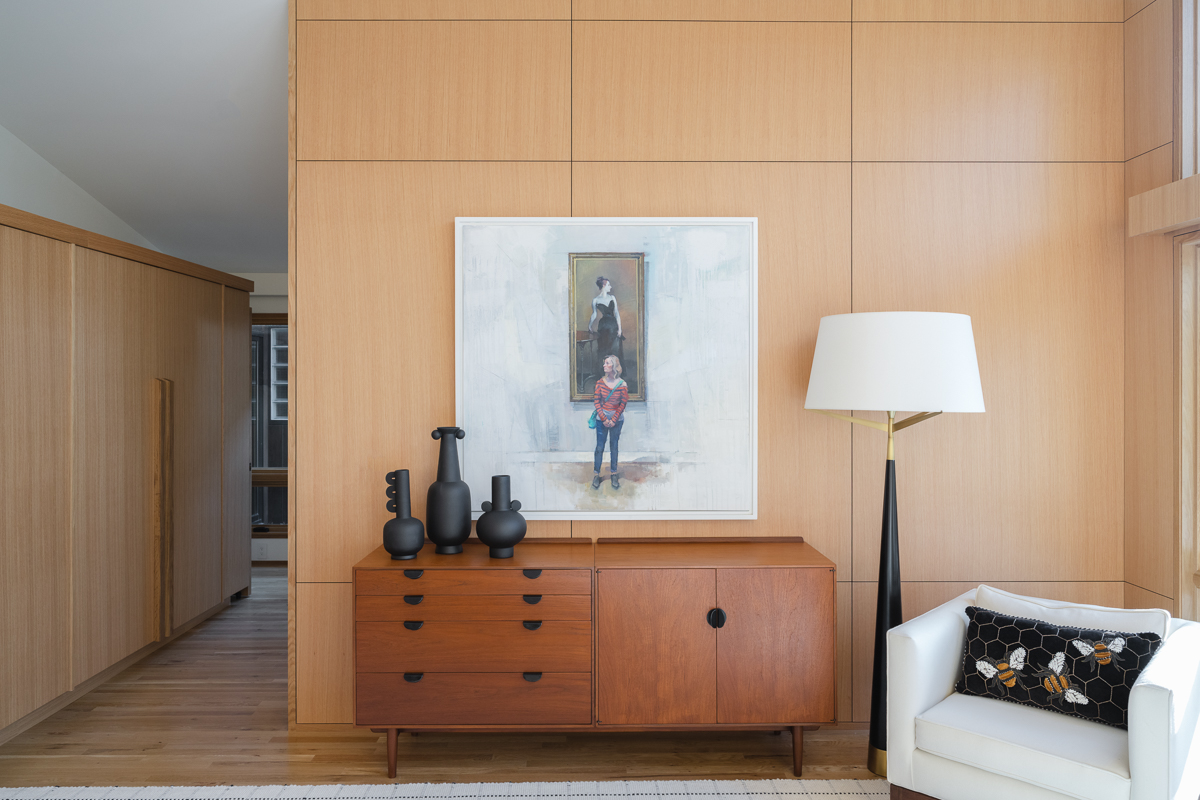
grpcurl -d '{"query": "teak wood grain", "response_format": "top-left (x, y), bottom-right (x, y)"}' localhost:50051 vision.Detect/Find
top-left (1125, 0), bottom-right (1173, 160)
top-left (357, 569), bottom-right (591, 596)
top-left (0, 226), bottom-right (72, 729)
top-left (356, 620), bottom-right (592, 673)
top-left (297, 21), bottom-right (570, 160)
top-left (222, 288), bottom-right (252, 598)
top-left (595, 540), bottom-right (832, 570)
top-left (716, 569), bottom-right (837, 724)
top-left (356, 594), bottom-right (591, 622)
top-left (355, 540), bottom-right (592, 571)
top-left (853, 23), bottom-right (1122, 162)
top-left (572, 21), bottom-right (850, 161)
top-left (1125, 146), bottom-right (1178, 601)
top-left (294, 162), bottom-right (571, 584)
top-left (596, 569), bottom-right (717, 725)
top-left (853, 0), bottom-right (1122, 21)
top-left (299, 0), bottom-right (569, 18)
top-left (572, 0), bottom-right (850, 21)
top-left (356, 673), bottom-right (592, 726)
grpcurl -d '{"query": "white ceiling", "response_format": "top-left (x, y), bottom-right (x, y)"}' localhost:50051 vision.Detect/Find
top-left (0, 0), bottom-right (288, 273)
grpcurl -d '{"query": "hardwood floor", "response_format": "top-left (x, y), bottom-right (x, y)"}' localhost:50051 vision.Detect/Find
top-left (0, 567), bottom-right (872, 786)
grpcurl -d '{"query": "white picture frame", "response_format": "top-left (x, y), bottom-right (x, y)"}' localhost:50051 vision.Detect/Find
top-left (455, 217), bottom-right (758, 520)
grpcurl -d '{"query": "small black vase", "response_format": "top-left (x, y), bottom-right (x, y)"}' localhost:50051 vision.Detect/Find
top-left (383, 469), bottom-right (424, 560)
top-left (426, 427), bottom-right (472, 555)
top-left (475, 475), bottom-right (527, 559)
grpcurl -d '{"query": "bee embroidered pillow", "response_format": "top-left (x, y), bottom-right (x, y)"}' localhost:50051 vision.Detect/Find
top-left (954, 606), bottom-right (1164, 729)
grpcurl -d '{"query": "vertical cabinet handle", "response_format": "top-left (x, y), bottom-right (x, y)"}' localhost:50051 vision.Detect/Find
top-left (706, 608), bottom-right (727, 629)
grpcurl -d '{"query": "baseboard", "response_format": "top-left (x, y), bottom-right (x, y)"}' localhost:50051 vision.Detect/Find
top-left (0, 597), bottom-right (230, 746)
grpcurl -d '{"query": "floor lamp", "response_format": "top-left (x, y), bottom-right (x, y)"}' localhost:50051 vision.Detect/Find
top-left (804, 312), bottom-right (985, 778)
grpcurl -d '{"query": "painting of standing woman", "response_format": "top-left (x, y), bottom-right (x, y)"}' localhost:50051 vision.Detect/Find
top-left (569, 253), bottom-right (645, 402)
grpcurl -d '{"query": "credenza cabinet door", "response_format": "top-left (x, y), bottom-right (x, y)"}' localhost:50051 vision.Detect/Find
top-left (716, 568), bottom-right (837, 724)
top-left (596, 568), bottom-right (716, 725)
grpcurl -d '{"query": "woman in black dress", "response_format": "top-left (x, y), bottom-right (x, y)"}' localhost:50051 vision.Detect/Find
top-left (588, 276), bottom-right (624, 379)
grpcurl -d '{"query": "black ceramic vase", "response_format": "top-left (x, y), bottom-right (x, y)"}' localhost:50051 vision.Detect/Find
top-left (382, 469), bottom-right (424, 560)
top-left (426, 427), bottom-right (471, 555)
top-left (475, 475), bottom-right (527, 559)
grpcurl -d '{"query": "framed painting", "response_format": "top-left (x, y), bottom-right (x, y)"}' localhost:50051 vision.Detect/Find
top-left (568, 253), bottom-right (646, 402)
top-left (455, 217), bottom-right (757, 520)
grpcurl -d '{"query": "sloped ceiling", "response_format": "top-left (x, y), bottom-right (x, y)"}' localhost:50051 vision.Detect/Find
top-left (0, 0), bottom-right (288, 273)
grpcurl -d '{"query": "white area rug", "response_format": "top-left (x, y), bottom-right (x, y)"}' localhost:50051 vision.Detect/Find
top-left (0, 782), bottom-right (889, 799)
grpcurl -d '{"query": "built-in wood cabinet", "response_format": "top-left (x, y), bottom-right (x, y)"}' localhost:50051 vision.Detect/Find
top-left (353, 537), bottom-right (836, 778)
top-left (0, 204), bottom-right (254, 742)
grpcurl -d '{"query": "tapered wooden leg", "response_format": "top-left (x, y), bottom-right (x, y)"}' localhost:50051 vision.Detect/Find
top-left (791, 726), bottom-right (803, 777)
top-left (387, 728), bottom-right (397, 779)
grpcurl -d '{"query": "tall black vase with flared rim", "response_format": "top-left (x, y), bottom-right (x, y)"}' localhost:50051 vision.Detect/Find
top-left (383, 469), bottom-right (424, 560)
top-left (426, 427), bottom-right (471, 555)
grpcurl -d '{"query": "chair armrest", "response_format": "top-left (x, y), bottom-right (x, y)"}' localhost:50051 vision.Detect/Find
top-left (1130, 621), bottom-right (1200, 800)
top-left (886, 591), bottom-right (973, 789)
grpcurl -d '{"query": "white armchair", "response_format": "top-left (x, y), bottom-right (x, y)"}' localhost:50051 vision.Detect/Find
top-left (886, 587), bottom-right (1200, 800)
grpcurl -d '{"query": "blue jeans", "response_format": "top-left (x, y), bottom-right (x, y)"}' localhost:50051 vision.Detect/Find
top-left (594, 418), bottom-right (623, 473)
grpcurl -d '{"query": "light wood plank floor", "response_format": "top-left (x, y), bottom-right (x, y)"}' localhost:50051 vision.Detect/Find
top-left (0, 568), bottom-right (873, 786)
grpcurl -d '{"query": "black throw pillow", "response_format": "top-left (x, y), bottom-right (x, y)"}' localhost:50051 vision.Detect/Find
top-left (955, 606), bottom-right (1164, 729)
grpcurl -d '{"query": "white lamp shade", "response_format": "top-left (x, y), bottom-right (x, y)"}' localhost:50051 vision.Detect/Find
top-left (804, 312), bottom-right (985, 413)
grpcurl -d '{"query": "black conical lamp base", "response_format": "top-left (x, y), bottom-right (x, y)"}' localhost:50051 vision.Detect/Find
top-left (868, 457), bottom-right (902, 777)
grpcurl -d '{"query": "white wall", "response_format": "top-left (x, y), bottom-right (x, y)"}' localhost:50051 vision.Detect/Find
top-left (0, 120), bottom-right (156, 250)
top-left (233, 271), bottom-right (287, 314)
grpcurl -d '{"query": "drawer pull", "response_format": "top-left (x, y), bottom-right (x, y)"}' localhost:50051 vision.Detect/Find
top-left (404, 595), bottom-right (424, 605)
top-left (404, 621), bottom-right (424, 630)
top-left (522, 569), bottom-right (542, 579)
top-left (706, 608), bottom-right (727, 629)
top-left (403, 673), bottom-right (423, 682)
top-left (523, 672), bottom-right (542, 682)
top-left (522, 620), bottom-right (543, 630)
top-left (522, 595), bottom-right (542, 605)
top-left (403, 570), bottom-right (423, 579)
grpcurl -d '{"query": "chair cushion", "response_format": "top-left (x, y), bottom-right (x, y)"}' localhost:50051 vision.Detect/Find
top-left (976, 584), bottom-right (1170, 638)
top-left (916, 693), bottom-right (1130, 800)
top-left (955, 606), bottom-right (1163, 728)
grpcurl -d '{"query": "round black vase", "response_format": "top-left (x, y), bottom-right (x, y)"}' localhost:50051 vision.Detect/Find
top-left (383, 469), bottom-right (424, 560)
top-left (475, 475), bottom-right (527, 559)
top-left (426, 427), bottom-right (472, 555)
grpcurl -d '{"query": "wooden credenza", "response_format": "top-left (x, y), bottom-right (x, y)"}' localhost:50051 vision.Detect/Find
top-left (353, 537), bottom-right (836, 778)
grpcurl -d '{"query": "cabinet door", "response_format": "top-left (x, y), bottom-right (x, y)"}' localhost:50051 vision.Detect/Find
top-left (716, 568), bottom-right (836, 724)
top-left (596, 568), bottom-right (716, 724)
top-left (153, 268), bottom-right (223, 627)
top-left (73, 248), bottom-right (157, 684)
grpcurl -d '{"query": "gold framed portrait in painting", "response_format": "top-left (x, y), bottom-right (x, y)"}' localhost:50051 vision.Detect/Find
top-left (568, 253), bottom-right (646, 402)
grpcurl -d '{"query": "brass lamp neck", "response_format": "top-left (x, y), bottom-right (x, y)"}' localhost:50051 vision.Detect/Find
top-left (887, 411), bottom-right (895, 460)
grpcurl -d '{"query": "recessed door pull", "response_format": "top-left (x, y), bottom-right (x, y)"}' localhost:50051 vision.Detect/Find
top-left (404, 595), bottom-right (423, 605)
top-left (706, 608), bottom-right (727, 629)
top-left (403, 621), bottom-right (424, 630)
top-left (403, 570), bottom-right (423, 579)
top-left (523, 672), bottom-right (542, 682)
top-left (522, 620), bottom-right (543, 630)
top-left (403, 673), bottom-right (423, 682)
top-left (522, 569), bottom-right (542, 579)
top-left (522, 595), bottom-right (542, 604)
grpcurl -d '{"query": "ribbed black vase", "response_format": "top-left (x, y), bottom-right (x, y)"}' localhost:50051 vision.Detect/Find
top-left (475, 475), bottom-right (527, 559)
top-left (382, 469), bottom-right (424, 560)
top-left (426, 427), bottom-right (471, 555)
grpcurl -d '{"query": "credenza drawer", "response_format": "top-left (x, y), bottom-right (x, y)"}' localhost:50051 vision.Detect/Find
top-left (357, 569), bottom-right (591, 596)
top-left (356, 620), bottom-right (592, 672)
top-left (356, 672), bottom-right (592, 726)
top-left (356, 594), bottom-right (591, 622)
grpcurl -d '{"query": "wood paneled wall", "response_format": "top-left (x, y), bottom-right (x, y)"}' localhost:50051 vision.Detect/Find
top-left (291, 1), bottom-right (1128, 723)
top-left (1125, 0), bottom-right (1178, 610)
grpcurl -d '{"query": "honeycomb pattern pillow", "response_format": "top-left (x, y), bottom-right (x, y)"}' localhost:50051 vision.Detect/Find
top-left (955, 606), bottom-right (1164, 729)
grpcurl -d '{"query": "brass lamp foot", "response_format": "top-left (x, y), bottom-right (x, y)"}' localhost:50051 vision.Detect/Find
top-left (868, 744), bottom-right (887, 777)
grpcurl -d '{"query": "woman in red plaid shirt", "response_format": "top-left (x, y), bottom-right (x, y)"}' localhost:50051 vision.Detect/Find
top-left (592, 355), bottom-right (628, 490)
